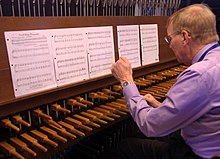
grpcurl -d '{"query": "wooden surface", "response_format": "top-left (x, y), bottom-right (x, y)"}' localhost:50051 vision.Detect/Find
top-left (0, 16), bottom-right (177, 118)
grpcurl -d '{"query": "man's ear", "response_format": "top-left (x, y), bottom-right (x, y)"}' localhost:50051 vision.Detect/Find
top-left (181, 30), bottom-right (191, 45)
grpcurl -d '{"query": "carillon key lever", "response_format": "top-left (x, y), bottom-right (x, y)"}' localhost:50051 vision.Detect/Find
top-left (33, 109), bottom-right (52, 120)
top-left (43, 118), bottom-right (63, 129)
top-left (80, 111), bottom-right (108, 124)
top-left (67, 99), bottom-right (87, 108)
top-left (58, 121), bottom-right (85, 137)
top-left (86, 109), bottom-right (114, 121)
top-left (30, 129), bottom-right (58, 148)
top-left (113, 85), bottom-right (122, 92)
top-left (51, 103), bottom-right (71, 114)
top-left (72, 114), bottom-right (100, 128)
top-left (12, 115), bottom-right (31, 127)
top-left (100, 105), bottom-right (127, 115)
top-left (48, 123), bottom-right (77, 139)
top-left (102, 88), bottom-right (121, 96)
top-left (75, 96), bottom-right (94, 106)
top-left (9, 137), bottom-right (37, 157)
top-left (65, 117), bottom-right (93, 131)
top-left (97, 91), bottom-right (115, 100)
top-left (106, 102), bottom-right (129, 112)
top-left (0, 142), bottom-right (25, 159)
top-left (20, 133), bottom-right (48, 152)
top-left (0, 119), bottom-right (20, 132)
top-left (89, 92), bottom-right (108, 100)
top-left (93, 107), bottom-right (120, 118)
top-left (40, 126), bottom-right (67, 143)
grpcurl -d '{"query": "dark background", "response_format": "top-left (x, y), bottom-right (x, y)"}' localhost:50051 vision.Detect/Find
top-left (180, 0), bottom-right (220, 37)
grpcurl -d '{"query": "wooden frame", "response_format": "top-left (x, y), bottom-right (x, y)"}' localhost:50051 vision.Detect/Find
top-left (0, 16), bottom-right (177, 118)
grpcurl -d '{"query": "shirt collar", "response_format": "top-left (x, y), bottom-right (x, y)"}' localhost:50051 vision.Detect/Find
top-left (192, 42), bottom-right (218, 64)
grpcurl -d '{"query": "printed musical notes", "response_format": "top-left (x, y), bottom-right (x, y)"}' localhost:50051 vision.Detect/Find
top-left (5, 30), bottom-right (57, 97)
top-left (117, 25), bottom-right (141, 68)
top-left (87, 27), bottom-right (115, 78)
top-left (140, 24), bottom-right (159, 66)
top-left (51, 28), bottom-right (89, 86)
top-left (4, 24), bottom-right (159, 97)
top-left (4, 26), bottom-right (115, 97)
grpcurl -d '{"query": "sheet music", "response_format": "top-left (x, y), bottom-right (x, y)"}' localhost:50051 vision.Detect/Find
top-left (4, 26), bottom-right (115, 97)
top-left (51, 28), bottom-right (89, 86)
top-left (86, 26), bottom-right (115, 78)
top-left (140, 24), bottom-right (159, 65)
top-left (4, 30), bottom-right (57, 97)
top-left (117, 25), bottom-right (141, 68)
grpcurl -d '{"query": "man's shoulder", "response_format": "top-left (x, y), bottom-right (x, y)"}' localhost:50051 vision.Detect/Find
top-left (182, 60), bottom-right (220, 82)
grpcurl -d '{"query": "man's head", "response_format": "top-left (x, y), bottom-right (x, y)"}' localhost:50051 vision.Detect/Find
top-left (165, 4), bottom-right (219, 65)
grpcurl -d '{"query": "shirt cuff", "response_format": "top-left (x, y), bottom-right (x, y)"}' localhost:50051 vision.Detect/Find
top-left (123, 83), bottom-right (140, 101)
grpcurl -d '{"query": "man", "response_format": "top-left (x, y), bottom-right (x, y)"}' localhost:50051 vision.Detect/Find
top-left (111, 4), bottom-right (220, 159)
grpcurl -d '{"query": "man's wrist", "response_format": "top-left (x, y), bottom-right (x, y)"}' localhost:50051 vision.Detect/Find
top-left (121, 80), bottom-right (134, 88)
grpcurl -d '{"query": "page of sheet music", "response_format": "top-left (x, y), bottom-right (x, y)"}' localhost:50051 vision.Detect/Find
top-left (51, 28), bottom-right (89, 86)
top-left (117, 25), bottom-right (141, 68)
top-left (4, 30), bottom-right (57, 97)
top-left (86, 26), bottom-right (115, 78)
top-left (5, 26), bottom-right (115, 97)
top-left (140, 24), bottom-right (159, 65)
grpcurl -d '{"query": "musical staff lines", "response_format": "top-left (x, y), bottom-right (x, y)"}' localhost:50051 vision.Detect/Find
top-left (51, 28), bottom-right (89, 86)
top-left (55, 45), bottom-right (85, 56)
top-left (57, 57), bottom-right (86, 68)
top-left (87, 30), bottom-right (112, 39)
top-left (12, 47), bottom-right (49, 59)
top-left (88, 41), bottom-right (112, 51)
top-left (58, 68), bottom-right (87, 82)
top-left (54, 33), bottom-right (84, 43)
top-left (55, 56), bottom-right (88, 85)
top-left (11, 34), bottom-right (47, 45)
top-left (90, 62), bottom-right (112, 74)
top-left (5, 30), bottom-right (57, 97)
top-left (14, 60), bottom-right (52, 73)
top-left (117, 25), bottom-right (141, 68)
top-left (140, 24), bottom-right (159, 65)
top-left (87, 26), bottom-right (115, 78)
top-left (4, 24), bottom-right (159, 97)
top-left (5, 26), bottom-right (115, 96)
top-left (16, 73), bottom-right (54, 89)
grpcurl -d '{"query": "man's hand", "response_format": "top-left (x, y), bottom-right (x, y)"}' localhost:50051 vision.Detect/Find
top-left (111, 57), bottom-right (133, 83)
top-left (144, 94), bottom-right (161, 108)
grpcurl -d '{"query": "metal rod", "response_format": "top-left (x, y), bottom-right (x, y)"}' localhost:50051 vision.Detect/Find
top-left (22, 0), bottom-right (26, 16)
top-left (17, 0), bottom-right (21, 16)
top-left (0, 0), bottom-right (2, 16)
top-left (33, 0), bottom-right (36, 16)
top-left (79, 0), bottom-right (82, 16)
top-left (96, 0), bottom-right (100, 16)
top-left (83, 0), bottom-right (86, 16)
top-left (60, 0), bottom-right (63, 16)
top-left (93, 0), bottom-right (95, 16)
top-left (89, 0), bottom-right (93, 16)
top-left (111, 1), bottom-right (113, 16)
top-left (43, 0), bottom-right (46, 16)
top-left (64, 0), bottom-right (67, 16)
top-left (37, 0), bottom-right (41, 16)
top-left (27, 0), bottom-right (31, 16)
top-left (56, 0), bottom-right (59, 16)
top-left (51, 0), bottom-right (55, 16)
top-left (67, 0), bottom-right (71, 16)
top-left (87, 0), bottom-right (88, 16)
top-left (11, 0), bottom-right (15, 16)
top-left (104, 0), bottom-right (107, 16)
